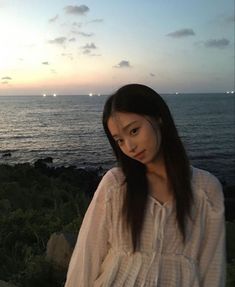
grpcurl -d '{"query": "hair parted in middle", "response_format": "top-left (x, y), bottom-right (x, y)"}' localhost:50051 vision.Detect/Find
top-left (102, 83), bottom-right (193, 252)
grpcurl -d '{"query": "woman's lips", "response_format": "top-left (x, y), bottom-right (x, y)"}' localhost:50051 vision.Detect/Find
top-left (134, 150), bottom-right (145, 159)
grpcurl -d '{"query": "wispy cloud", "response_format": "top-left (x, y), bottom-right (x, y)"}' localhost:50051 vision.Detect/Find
top-left (72, 30), bottom-right (93, 37)
top-left (82, 49), bottom-right (101, 57)
top-left (1, 76), bottom-right (12, 85)
top-left (64, 5), bottom-right (89, 15)
top-left (81, 43), bottom-right (97, 55)
top-left (2, 76), bottom-right (12, 80)
top-left (72, 22), bottom-right (82, 27)
top-left (166, 28), bottom-right (195, 38)
top-left (61, 53), bottom-right (73, 60)
top-left (68, 38), bottom-right (76, 42)
top-left (204, 38), bottom-right (230, 49)
top-left (83, 49), bottom-right (91, 54)
top-left (82, 43), bottom-right (97, 49)
top-left (48, 37), bottom-right (67, 44)
top-left (87, 19), bottom-right (103, 24)
top-left (79, 31), bottom-right (93, 37)
top-left (49, 15), bottom-right (59, 23)
top-left (114, 60), bottom-right (131, 68)
top-left (209, 14), bottom-right (235, 26)
top-left (89, 53), bottom-right (101, 57)
top-left (42, 61), bottom-right (49, 65)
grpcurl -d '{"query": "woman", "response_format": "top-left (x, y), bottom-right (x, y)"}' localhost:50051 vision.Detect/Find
top-left (65, 84), bottom-right (225, 286)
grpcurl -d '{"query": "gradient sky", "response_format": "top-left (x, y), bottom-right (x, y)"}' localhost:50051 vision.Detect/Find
top-left (0, 0), bottom-right (234, 95)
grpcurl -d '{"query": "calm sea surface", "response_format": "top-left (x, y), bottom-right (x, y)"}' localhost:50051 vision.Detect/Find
top-left (0, 93), bottom-right (234, 185)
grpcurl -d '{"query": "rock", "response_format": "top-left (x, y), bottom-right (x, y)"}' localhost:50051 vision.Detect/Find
top-left (223, 185), bottom-right (235, 222)
top-left (223, 185), bottom-right (235, 198)
top-left (2, 153), bottom-right (11, 158)
top-left (0, 281), bottom-right (17, 287)
top-left (42, 157), bottom-right (53, 163)
top-left (34, 157), bottom-right (53, 169)
top-left (225, 198), bottom-right (235, 222)
top-left (46, 232), bottom-right (77, 270)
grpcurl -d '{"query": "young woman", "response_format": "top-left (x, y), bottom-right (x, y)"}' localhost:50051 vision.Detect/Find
top-left (65, 84), bottom-right (225, 286)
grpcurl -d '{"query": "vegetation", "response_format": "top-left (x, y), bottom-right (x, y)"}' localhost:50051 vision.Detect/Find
top-left (0, 162), bottom-right (234, 286)
top-left (0, 162), bottom-right (100, 287)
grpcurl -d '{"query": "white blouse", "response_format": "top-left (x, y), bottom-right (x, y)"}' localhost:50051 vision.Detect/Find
top-left (65, 166), bottom-right (226, 287)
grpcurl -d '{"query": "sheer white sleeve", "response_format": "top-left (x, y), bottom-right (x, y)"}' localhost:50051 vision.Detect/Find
top-left (64, 170), bottom-right (115, 287)
top-left (198, 174), bottom-right (226, 287)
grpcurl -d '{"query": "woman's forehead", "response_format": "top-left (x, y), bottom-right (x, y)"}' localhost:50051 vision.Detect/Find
top-left (111, 112), bottom-right (144, 123)
top-left (107, 112), bottom-right (143, 134)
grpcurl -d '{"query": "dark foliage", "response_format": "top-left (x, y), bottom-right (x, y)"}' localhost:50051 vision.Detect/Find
top-left (0, 163), bottom-right (100, 286)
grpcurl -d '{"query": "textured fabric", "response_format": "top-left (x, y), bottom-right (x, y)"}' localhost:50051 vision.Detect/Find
top-left (65, 166), bottom-right (226, 287)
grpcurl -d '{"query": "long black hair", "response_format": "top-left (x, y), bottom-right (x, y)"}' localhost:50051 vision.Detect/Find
top-left (102, 84), bottom-right (193, 251)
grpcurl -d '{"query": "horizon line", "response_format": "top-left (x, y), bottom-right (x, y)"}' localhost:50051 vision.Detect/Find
top-left (0, 91), bottom-right (234, 97)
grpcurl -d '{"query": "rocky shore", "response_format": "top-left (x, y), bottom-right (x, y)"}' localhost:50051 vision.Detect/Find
top-left (0, 158), bottom-right (234, 286)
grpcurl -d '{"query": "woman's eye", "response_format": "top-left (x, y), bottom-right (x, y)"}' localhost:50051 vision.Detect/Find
top-left (116, 139), bottom-right (123, 145)
top-left (130, 128), bottom-right (139, 135)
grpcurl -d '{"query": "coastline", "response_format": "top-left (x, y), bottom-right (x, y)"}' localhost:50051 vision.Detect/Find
top-left (0, 157), bottom-right (234, 192)
top-left (1, 158), bottom-right (234, 222)
top-left (0, 158), bottom-right (234, 204)
top-left (0, 159), bottom-right (234, 220)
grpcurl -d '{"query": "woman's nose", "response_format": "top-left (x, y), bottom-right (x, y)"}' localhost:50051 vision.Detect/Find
top-left (125, 139), bottom-right (137, 153)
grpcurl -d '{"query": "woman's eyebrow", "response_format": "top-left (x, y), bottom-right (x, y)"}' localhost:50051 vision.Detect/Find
top-left (112, 120), bottom-right (139, 138)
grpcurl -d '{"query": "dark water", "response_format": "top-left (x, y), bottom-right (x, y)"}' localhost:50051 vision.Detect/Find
top-left (0, 93), bottom-right (234, 185)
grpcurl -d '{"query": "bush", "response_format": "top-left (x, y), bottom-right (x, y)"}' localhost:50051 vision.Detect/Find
top-left (227, 261), bottom-right (235, 287)
top-left (0, 163), bottom-right (100, 286)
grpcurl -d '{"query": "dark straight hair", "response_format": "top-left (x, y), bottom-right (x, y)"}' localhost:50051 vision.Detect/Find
top-left (102, 84), bottom-right (193, 251)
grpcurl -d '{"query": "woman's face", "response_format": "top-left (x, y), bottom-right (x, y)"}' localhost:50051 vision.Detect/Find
top-left (107, 112), bottom-right (162, 167)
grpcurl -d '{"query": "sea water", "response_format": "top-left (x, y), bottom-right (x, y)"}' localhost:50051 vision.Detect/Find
top-left (0, 93), bottom-right (234, 185)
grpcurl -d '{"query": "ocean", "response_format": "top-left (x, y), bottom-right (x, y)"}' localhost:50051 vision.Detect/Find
top-left (0, 93), bottom-right (234, 185)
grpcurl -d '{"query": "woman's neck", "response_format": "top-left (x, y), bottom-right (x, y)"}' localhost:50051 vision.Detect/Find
top-left (146, 153), bottom-right (167, 180)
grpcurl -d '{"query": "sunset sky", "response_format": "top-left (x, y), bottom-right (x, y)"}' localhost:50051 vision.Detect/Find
top-left (0, 0), bottom-right (234, 95)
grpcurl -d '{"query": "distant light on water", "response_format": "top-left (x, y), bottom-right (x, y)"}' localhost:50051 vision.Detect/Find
top-left (89, 93), bottom-right (101, 96)
top-left (42, 93), bottom-right (57, 97)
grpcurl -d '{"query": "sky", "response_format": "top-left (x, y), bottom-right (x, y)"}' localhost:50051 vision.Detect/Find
top-left (0, 0), bottom-right (234, 95)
